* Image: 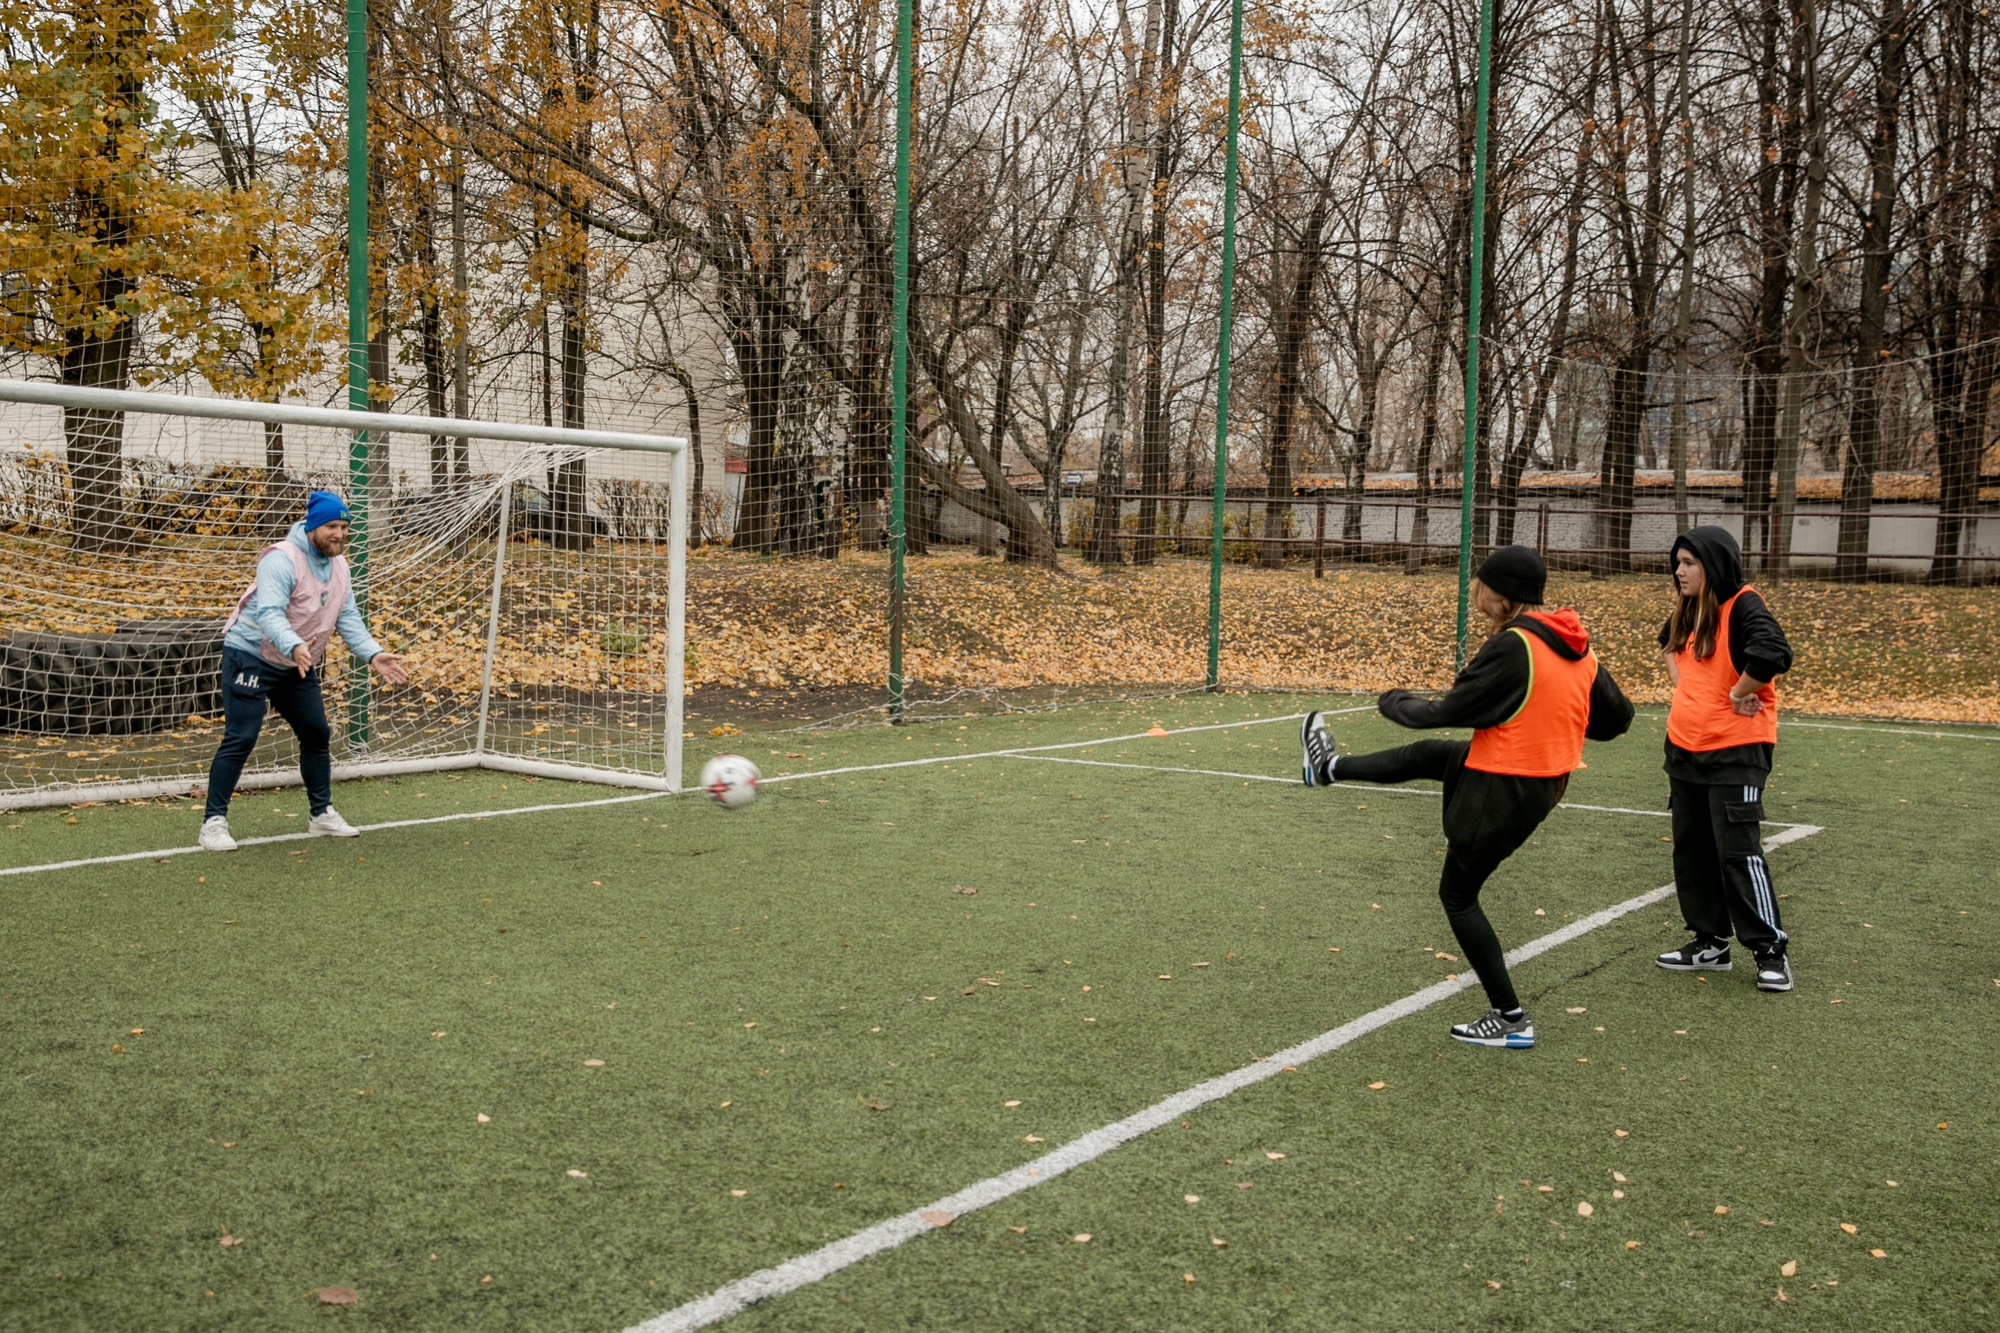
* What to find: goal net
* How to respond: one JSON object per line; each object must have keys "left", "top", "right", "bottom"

{"left": 0, "top": 381, "right": 688, "bottom": 811}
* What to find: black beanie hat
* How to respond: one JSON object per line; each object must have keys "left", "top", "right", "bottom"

{"left": 1476, "top": 545, "right": 1547, "bottom": 605}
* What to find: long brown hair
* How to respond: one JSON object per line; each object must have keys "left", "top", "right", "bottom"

{"left": 1472, "top": 578, "right": 1536, "bottom": 638}
{"left": 1667, "top": 578, "right": 1721, "bottom": 660}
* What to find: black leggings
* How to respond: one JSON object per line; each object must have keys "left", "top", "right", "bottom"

{"left": 1339, "top": 740, "right": 1564, "bottom": 1013}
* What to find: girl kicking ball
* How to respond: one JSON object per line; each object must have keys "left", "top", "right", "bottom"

{"left": 1299, "top": 547, "right": 1634, "bottom": 1049}
{"left": 1655, "top": 525, "right": 1797, "bottom": 992}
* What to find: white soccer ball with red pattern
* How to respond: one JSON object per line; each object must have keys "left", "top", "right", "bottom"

{"left": 699, "top": 754, "right": 761, "bottom": 809}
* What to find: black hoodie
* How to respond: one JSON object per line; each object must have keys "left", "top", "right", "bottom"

{"left": 1376, "top": 610, "right": 1634, "bottom": 856}
{"left": 1658, "top": 525, "right": 1795, "bottom": 780}
{"left": 1378, "top": 608, "right": 1634, "bottom": 740}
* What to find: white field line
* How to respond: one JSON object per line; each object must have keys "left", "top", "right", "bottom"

{"left": 3, "top": 702, "right": 1977, "bottom": 881}
{"left": 0, "top": 788, "right": 674, "bottom": 878}
{"left": 1588, "top": 707, "right": 1999, "bottom": 745}
{"left": 1784, "top": 720, "right": 2000, "bottom": 742}
{"left": 1003, "top": 753, "right": 1817, "bottom": 827}
{"left": 755, "top": 704, "right": 1372, "bottom": 787}
{"left": 2, "top": 709, "right": 1357, "bottom": 880}
{"left": 631, "top": 820, "right": 1824, "bottom": 1333}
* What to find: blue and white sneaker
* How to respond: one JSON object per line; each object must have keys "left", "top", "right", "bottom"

{"left": 1300, "top": 711, "right": 1336, "bottom": 787}
{"left": 1450, "top": 1009, "right": 1535, "bottom": 1049}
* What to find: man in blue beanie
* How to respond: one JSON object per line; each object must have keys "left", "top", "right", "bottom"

{"left": 197, "top": 491, "right": 411, "bottom": 852}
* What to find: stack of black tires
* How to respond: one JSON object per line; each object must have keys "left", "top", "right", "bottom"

{"left": 0, "top": 620, "right": 226, "bottom": 736}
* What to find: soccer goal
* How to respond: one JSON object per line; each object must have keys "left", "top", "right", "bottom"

{"left": 0, "top": 380, "right": 689, "bottom": 811}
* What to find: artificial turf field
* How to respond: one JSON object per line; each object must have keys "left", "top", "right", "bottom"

{"left": 2, "top": 692, "right": 1995, "bottom": 1332}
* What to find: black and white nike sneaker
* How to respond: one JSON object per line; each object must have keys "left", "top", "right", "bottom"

{"left": 1656, "top": 939, "right": 1733, "bottom": 972}
{"left": 1754, "top": 953, "right": 1794, "bottom": 993}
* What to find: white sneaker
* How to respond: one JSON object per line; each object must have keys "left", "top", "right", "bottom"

{"left": 1300, "top": 711, "right": 1337, "bottom": 787}
{"left": 198, "top": 816, "right": 237, "bottom": 852}
{"left": 309, "top": 807, "right": 361, "bottom": 838}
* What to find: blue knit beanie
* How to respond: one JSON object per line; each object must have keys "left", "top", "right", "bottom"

{"left": 305, "top": 490, "right": 351, "bottom": 532}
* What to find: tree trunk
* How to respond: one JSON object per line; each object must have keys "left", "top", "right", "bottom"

{"left": 363, "top": 11, "right": 391, "bottom": 518}
{"left": 1501, "top": 151, "right": 1589, "bottom": 545}
{"left": 665, "top": 362, "right": 707, "bottom": 545}
{"left": 1134, "top": 0, "right": 1180, "bottom": 567}
{"left": 1091, "top": 319, "right": 1131, "bottom": 565}
{"left": 1090, "top": 0, "right": 1164, "bottom": 567}
{"left": 418, "top": 188, "right": 451, "bottom": 492}
{"left": 1666, "top": 0, "right": 1697, "bottom": 536}
{"left": 1344, "top": 356, "right": 1378, "bottom": 547}
{"left": 552, "top": 250, "right": 592, "bottom": 549}
{"left": 59, "top": 7, "right": 149, "bottom": 555}
{"left": 263, "top": 419, "right": 286, "bottom": 475}
{"left": 850, "top": 245, "right": 890, "bottom": 550}
{"left": 450, "top": 122, "right": 472, "bottom": 480}
{"left": 1918, "top": 0, "right": 1994, "bottom": 585}
{"left": 1041, "top": 315, "right": 1087, "bottom": 545}
{"left": 1261, "top": 181, "right": 1331, "bottom": 568}
{"left": 1593, "top": 0, "right": 1669, "bottom": 574}
{"left": 1929, "top": 219, "right": 1999, "bottom": 585}
{"left": 1772, "top": 0, "right": 1828, "bottom": 580}
{"left": 1840, "top": 0, "right": 1903, "bottom": 581}
{"left": 1598, "top": 352, "right": 1648, "bottom": 570}
{"left": 1742, "top": 0, "right": 1801, "bottom": 572}
{"left": 904, "top": 318, "right": 1061, "bottom": 566}
{"left": 367, "top": 303, "right": 391, "bottom": 512}
{"left": 1406, "top": 302, "right": 1456, "bottom": 574}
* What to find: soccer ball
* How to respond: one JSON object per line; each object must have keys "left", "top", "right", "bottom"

{"left": 699, "top": 754, "right": 761, "bottom": 809}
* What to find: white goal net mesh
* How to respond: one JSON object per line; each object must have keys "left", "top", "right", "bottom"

{"left": 0, "top": 383, "right": 687, "bottom": 810}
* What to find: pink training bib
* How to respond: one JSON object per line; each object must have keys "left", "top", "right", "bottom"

{"left": 223, "top": 540, "right": 352, "bottom": 669}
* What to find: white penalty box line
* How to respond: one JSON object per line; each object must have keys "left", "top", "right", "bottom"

{"left": 5, "top": 704, "right": 1822, "bottom": 878}
{"left": 1004, "top": 753, "right": 1816, "bottom": 828}
{"left": 632, "top": 819, "right": 1824, "bottom": 1333}
{"left": 1, "top": 710, "right": 1356, "bottom": 880}
{"left": 0, "top": 703, "right": 1912, "bottom": 878}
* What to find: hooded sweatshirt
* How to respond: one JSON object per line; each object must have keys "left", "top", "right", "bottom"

{"left": 1378, "top": 608, "right": 1634, "bottom": 741}
{"left": 222, "top": 521, "right": 383, "bottom": 666}
{"left": 1657, "top": 524, "right": 1793, "bottom": 781}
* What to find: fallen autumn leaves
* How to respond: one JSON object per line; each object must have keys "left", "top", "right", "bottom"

{"left": 6, "top": 544, "right": 1997, "bottom": 722}
{"left": 664, "top": 552, "right": 2000, "bottom": 723}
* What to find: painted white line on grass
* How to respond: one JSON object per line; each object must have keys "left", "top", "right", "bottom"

{"left": 758, "top": 705, "right": 1371, "bottom": 788}
{"left": 0, "top": 709, "right": 1355, "bottom": 880}
{"left": 1003, "top": 754, "right": 1815, "bottom": 829}
{"left": 629, "top": 823, "right": 1822, "bottom": 1333}
{"left": 1784, "top": 720, "right": 2000, "bottom": 742}
{"left": 0, "top": 789, "right": 673, "bottom": 879}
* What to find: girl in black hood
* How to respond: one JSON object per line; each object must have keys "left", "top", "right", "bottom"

{"left": 1656, "top": 525, "right": 1797, "bottom": 992}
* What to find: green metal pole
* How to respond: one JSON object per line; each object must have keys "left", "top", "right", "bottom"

{"left": 1206, "top": 0, "right": 1245, "bottom": 691}
{"left": 1456, "top": 0, "right": 1497, "bottom": 670}
{"left": 888, "top": 0, "right": 911, "bottom": 722}
{"left": 346, "top": 0, "right": 371, "bottom": 745}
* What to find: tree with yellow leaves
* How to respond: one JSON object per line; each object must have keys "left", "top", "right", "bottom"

{"left": 0, "top": 0, "right": 316, "bottom": 550}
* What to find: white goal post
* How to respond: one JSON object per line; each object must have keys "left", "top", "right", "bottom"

{"left": 0, "top": 379, "right": 689, "bottom": 811}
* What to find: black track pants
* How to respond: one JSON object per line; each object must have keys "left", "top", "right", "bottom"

{"left": 1668, "top": 775, "right": 1786, "bottom": 957}
{"left": 205, "top": 645, "right": 334, "bottom": 819}
{"left": 1337, "top": 740, "right": 1565, "bottom": 1013}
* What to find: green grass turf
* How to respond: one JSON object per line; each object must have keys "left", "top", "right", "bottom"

{"left": 1, "top": 693, "right": 1995, "bottom": 1331}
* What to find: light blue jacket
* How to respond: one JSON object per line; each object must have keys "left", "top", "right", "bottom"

{"left": 222, "top": 522, "right": 383, "bottom": 664}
